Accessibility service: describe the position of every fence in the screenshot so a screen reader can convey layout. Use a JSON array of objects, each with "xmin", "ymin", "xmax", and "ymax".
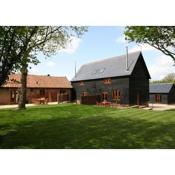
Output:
[{"xmin": 81, "ymin": 95, "xmax": 101, "ymax": 105}]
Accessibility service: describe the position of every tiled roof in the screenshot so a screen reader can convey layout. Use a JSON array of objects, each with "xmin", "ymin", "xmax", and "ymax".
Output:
[
  {"xmin": 149, "ymin": 83, "xmax": 174, "ymax": 93},
  {"xmin": 2, "ymin": 74, "xmax": 72, "ymax": 88},
  {"xmin": 71, "ymin": 51, "xmax": 149, "ymax": 82}
]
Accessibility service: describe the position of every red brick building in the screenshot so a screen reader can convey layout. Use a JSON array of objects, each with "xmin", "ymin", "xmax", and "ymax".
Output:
[{"xmin": 0, "ymin": 74, "xmax": 72, "ymax": 105}]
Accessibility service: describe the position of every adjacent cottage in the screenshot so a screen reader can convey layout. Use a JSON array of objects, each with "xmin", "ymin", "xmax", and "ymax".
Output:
[
  {"xmin": 71, "ymin": 51, "xmax": 151, "ymax": 105},
  {"xmin": 149, "ymin": 83, "xmax": 175, "ymax": 104},
  {"xmin": 0, "ymin": 74, "xmax": 72, "ymax": 105}
]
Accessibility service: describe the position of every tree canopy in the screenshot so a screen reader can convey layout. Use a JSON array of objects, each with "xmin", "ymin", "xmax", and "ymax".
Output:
[
  {"xmin": 0, "ymin": 26, "xmax": 87, "ymax": 109},
  {"xmin": 0, "ymin": 26, "xmax": 87, "ymax": 86},
  {"xmin": 151, "ymin": 73, "xmax": 175, "ymax": 83},
  {"xmin": 162, "ymin": 73, "xmax": 175, "ymax": 82},
  {"xmin": 124, "ymin": 26, "xmax": 175, "ymax": 62}
]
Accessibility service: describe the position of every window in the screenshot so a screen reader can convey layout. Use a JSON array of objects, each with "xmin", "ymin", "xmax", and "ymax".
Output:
[
  {"xmin": 79, "ymin": 81, "xmax": 84, "ymax": 86},
  {"xmin": 40, "ymin": 89, "xmax": 45, "ymax": 96},
  {"xmin": 155, "ymin": 94, "xmax": 161, "ymax": 103},
  {"xmin": 92, "ymin": 68, "xmax": 105, "ymax": 75},
  {"xmin": 0, "ymin": 61, "xmax": 2, "ymax": 71},
  {"xmin": 112, "ymin": 90, "xmax": 121, "ymax": 100},
  {"xmin": 10, "ymin": 90, "xmax": 18, "ymax": 103},
  {"xmin": 82, "ymin": 92, "xmax": 88, "ymax": 96},
  {"xmin": 103, "ymin": 78, "xmax": 111, "ymax": 84},
  {"xmin": 60, "ymin": 89, "xmax": 67, "ymax": 95},
  {"xmin": 10, "ymin": 90, "xmax": 16, "ymax": 102},
  {"xmin": 102, "ymin": 92, "xmax": 108, "ymax": 101}
]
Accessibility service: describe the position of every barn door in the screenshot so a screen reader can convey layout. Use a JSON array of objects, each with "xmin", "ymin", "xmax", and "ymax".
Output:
[
  {"xmin": 102, "ymin": 92, "xmax": 108, "ymax": 101},
  {"xmin": 155, "ymin": 94, "xmax": 161, "ymax": 103},
  {"xmin": 136, "ymin": 91, "xmax": 140, "ymax": 106},
  {"xmin": 51, "ymin": 91, "xmax": 57, "ymax": 102}
]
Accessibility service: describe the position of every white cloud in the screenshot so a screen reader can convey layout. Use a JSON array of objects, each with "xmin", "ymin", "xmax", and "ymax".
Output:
[
  {"xmin": 46, "ymin": 60, "xmax": 56, "ymax": 67},
  {"xmin": 129, "ymin": 44, "xmax": 156, "ymax": 53},
  {"xmin": 116, "ymin": 36, "xmax": 159, "ymax": 54},
  {"xmin": 148, "ymin": 55, "xmax": 175, "ymax": 80},
  {"xmin": 59, "ymin": 37, "xmax": 81, "ymax": 54}
]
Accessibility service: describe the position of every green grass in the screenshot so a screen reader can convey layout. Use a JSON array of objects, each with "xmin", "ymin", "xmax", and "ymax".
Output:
[{"xmin": 0, "ymin": 104, "xmax": 175, "ymax": 148}]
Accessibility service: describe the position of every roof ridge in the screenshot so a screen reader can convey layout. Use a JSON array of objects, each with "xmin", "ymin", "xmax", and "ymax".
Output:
[
  {"xmin": 28, "ymin": 74, "xmax": 66, "ymax": 78},
  {"xmin": 82, "ymin": 51, "xmax": 141, "ymax": 66},
  {"xmin": 10, "ymin": 74, "xmax": 67, "ymax": 78},
  {"xmin": 72, "ymin": 51, "xmax": 143, "ymax": 82},
  {"xmin": 4, "ymin": 74, "xmax": 72, "ymax": 88},
  {"xmin": 151, "ymin": 83, "xmax": 174, "ymax": 85}
]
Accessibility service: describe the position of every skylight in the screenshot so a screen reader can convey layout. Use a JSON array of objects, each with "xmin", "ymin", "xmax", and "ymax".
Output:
[{"xmin": 92, "ymin": 68, "xmax": 105, "ymax": 75}]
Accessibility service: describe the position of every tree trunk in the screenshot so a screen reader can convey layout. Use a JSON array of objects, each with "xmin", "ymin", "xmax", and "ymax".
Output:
[{"xmin": 18, "ymin": 64, "xmax": 28, "ymax": 110}]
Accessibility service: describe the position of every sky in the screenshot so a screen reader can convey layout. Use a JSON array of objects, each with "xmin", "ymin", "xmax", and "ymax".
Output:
[{"xmin": 29, "ymin": 26, "xmax": 175, "ymax": 81}]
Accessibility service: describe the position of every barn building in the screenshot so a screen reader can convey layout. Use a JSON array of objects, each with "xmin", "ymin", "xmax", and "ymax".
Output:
[
  {"xmin": 149, "ymin": 83, "xmax": 175, "ymax": 104},
  {"xmin": 0, "ymin": 74, "xmax": 72, "ymax": 105},
  {"xmin": 71, "ymin": 51, "xmax": 151, "ymax": 105}
]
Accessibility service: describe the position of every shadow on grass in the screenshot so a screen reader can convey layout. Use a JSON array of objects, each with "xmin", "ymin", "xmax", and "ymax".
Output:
[
  {"xmin": 165, "ymin": 109, "xmax": 175, "ymax": 112},
  {"xmin": 1, "ymin": 115, "xmax": 175, "ymax": 149}
]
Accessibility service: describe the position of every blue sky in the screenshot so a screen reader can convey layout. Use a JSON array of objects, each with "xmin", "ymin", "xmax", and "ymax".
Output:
[{"xmin": 29, "ymin": 26, "xmax": 175, "ymax": 80}]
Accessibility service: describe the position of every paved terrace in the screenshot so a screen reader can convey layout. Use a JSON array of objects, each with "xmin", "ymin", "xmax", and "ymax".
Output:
[
  {"xmin": 148, "ymin": 103, "xmax": 175, "ymax": 111},
  {"xmin": 0, "ymin": 102, "xmax": 58, "ymax": 109}
]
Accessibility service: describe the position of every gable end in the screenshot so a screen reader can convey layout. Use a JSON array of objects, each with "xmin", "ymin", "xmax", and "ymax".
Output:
[{"xmin": 131, "ymin": 53, "xmax": 151, "ymax": 79}]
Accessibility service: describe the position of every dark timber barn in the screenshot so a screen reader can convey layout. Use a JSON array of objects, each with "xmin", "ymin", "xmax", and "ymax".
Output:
[
  {"xmin": 149, "ymin": 83, "xmax": 175, "ymax": 104},
  {"xmin": 71, "ymin": 51, "xmax": 151, "ymax": 106}
]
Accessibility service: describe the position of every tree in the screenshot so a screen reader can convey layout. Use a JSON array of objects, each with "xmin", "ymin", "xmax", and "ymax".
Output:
[
  {"xmin": 162, "ymin": 73, "xmax": 175, "ymax": 83},
  {"xmin": 0, "ymin": 27, "xmax": 24, "ymax": 86},
  {"xmin": 124, "ymin": 26, "xmax": 175, "ymax": 63},
  {"xmin": 151, "ymin": 73, "xmax": 175, "ymax": 83},
  {"xmin": 0, "ymin": 26, "xmax": 87, "ymax": 109}
]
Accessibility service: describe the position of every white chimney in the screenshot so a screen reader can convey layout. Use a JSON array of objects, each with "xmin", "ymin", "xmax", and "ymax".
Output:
[
  {"xmin": 125, "ymin": 37, "xmax": 129, "ymax": 71},
  {"xmin": 75, "ymin": 61, "xmax": 77, "ymax": 77}
]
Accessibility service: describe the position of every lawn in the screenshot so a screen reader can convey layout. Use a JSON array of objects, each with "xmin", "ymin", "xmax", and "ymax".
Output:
[{"xmin": 0, "ymin": 104, "xmax": 175, "ymax": 148}]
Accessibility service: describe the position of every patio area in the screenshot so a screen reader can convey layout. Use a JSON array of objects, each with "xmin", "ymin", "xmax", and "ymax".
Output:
[
  {"xmin": 0, "ymin": 102, "xmax": 58, "ymax": 109},
  {"xmin": 148, "ymin": 103, "xmax": 175, "ymax": 111}
]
